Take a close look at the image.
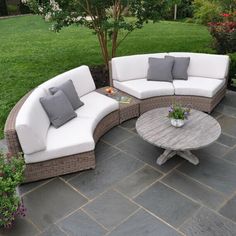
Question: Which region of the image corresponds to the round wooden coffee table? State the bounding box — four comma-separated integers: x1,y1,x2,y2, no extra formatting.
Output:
136,108,221,165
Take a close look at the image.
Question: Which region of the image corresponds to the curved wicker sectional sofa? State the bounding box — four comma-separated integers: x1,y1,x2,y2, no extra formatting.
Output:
110,52,230,114
5,52,230,183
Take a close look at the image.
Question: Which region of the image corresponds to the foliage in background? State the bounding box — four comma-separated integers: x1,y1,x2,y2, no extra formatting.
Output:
208,12,236,53
0,153,26,228
193,0,222,25
229,53,236,87
162,0,194,20
0,0,8,16
218,0,236,12
22,0,167,68
7,5,18,15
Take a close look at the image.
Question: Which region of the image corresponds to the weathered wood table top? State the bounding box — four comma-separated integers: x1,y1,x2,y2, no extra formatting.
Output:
136,108,221,151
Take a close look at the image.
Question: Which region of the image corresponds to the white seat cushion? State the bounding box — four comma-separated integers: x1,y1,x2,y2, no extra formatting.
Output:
16,88,50,154
24,117,95,163
173,77,225,98
112,53,168,82
40,65,96,97
113,79,175,99
168,52,230,79
24,92,119,163
78,91,119,130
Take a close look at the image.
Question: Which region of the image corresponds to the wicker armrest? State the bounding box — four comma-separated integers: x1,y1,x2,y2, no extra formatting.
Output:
4,91,32,156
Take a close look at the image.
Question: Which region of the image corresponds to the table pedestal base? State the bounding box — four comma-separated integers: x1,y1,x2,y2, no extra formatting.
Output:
156,149,199,165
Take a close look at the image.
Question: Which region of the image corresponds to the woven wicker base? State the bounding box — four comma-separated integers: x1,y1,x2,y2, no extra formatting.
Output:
140,96,174,114
24,151,95,183
4,85,226,182
139,85,226,114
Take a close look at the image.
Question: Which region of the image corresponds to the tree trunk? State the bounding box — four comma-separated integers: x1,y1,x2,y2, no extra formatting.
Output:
174,4,177,21
97,32,110,69
0,0,8,16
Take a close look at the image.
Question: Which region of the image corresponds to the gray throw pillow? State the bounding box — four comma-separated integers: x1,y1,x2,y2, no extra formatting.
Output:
49,80,84,110
147,57,174,82
40,90,77,128
165,56,190,80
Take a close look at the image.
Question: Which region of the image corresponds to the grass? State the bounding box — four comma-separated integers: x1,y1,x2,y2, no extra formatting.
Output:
0,15,213,139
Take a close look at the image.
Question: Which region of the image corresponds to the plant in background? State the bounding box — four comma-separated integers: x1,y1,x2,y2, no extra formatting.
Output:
0,153,26,228
229,52,236,88
208,12,236,53
168,103,190,120
193,0,222,25
21,0,166,69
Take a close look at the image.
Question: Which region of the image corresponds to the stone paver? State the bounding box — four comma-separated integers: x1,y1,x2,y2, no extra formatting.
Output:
69,151,144,199
4,90,236,235
107,209,181,236
57,210,107,236
95,140,120,164
223,147,236,164
180,207,236,236
178,153,236,195
134,182,200,227
117,135,183,173
219,195,236,223
23,178,87,230
217,115,236,137
115,165,162,198
195,142,230,158
0,218,39,236
217,133,236,147
162,171,226,210
83,189,139,230
102,126,134,145
39,225,66,236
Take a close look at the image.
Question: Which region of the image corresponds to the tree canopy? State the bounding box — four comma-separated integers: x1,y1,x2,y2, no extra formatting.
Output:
22,0,167,67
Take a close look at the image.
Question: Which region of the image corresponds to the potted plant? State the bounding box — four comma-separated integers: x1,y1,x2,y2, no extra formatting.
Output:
168,104,190,127
0,152,26,228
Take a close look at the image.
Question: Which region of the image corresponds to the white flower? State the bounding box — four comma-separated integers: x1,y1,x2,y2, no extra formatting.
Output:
50,24,56,31
38,7,43,13
49,0,62,12
21,0,28,3
45,12,52,21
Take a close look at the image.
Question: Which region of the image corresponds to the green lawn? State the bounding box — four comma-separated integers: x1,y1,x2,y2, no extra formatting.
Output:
0,15,213,139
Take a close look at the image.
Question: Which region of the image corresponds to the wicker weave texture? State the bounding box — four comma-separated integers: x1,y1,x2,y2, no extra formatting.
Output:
140,85,226,114
4,85,226,182
120,104,140,123
24,151,95,183
93,110,119,143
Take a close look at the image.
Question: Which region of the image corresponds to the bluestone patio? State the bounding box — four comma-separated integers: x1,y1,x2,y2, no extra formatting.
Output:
1,90,236,236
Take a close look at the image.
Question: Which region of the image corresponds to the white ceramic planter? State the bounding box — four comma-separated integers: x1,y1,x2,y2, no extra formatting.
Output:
171,118,185,128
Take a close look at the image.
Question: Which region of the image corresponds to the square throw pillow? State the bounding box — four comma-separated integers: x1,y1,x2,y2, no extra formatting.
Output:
147,57,174,82
165,56,190,80
49,80,84,110
40,90,77,128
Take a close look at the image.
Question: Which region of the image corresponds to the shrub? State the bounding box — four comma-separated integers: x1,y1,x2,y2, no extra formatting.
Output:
208,12,236,53
193,0,222,25
0,153,26,228
229,53,236,88
7,4,18,15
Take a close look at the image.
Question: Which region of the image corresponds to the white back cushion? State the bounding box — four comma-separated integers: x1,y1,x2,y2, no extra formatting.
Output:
168,53,230,79
41,65,96,97
16,88,50,154
112,53,168,82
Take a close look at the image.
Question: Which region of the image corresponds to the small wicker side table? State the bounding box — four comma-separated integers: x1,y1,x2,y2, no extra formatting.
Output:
96,87,140,123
